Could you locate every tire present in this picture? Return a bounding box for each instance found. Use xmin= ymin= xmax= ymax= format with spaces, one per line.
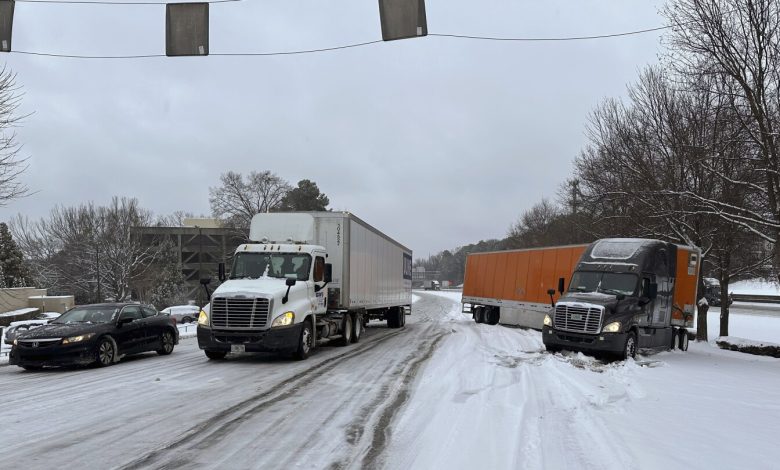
xmin=679 ymin=329 xmax=689 ymax=351
xmin=339 ymin=315 xmax=353 ymax=346
xmin=671 ymin=328 xmax=679 ymax=350
xmin=621 ymin=331 xmax=637 ymax=360
xmin=474 ymin=307 xmax=484 ymax=324
xmin=545 ymin=345 xmax=560 ymax=354
xmin=351 ymin=313 xmax=362 ymax=343
xmin=182 ymin=316 xmax=193 ymax=323
xmin=95 ymin=336 xmax=116 ymax=367
xmin=205 ymin=350 xmax=227 ymax=360
xmin=157 ymin=330 xmax=175 ymax=355
xmin=486 ymin=307 xmax=500 ymax=325
xmin=400 ymin=308 xmax=406 ymax=327
xmin=293 ymin=320 xmax=314 ymax=360
xmin=21 ymin=365 xmax=43 ymax=371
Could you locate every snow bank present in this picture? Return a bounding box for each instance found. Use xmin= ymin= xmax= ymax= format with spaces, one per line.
xmin=730 ymin=279 xmax=780 ymax=295
xmin=716 ymin=336 xmax=780 ymax=358
xmin=0 ymin=307 xmax=38 ymax=318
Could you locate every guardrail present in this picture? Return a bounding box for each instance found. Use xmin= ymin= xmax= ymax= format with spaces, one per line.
xmin=732 ymin=294 xmax=780 ymax=304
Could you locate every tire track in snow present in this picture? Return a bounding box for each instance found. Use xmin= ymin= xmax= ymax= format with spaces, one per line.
xmin=116 ymin=328 xmax=407 ymax=470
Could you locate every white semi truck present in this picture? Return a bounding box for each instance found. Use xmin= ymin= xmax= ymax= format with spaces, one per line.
xmin=197 ymin=212 xmax=413 ymax=360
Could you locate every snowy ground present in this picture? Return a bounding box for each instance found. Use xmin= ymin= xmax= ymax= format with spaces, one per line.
xmin=1 ymin=292 xmax=779 ymax=469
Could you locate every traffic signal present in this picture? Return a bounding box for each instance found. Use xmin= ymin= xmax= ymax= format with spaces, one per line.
xmin=378 ymin=0 xmax=427 ymax=42
xmin=0 ymin=0 xmax=14 ymax=52
xmin=166 ymin=2 xmax=209 ymax=57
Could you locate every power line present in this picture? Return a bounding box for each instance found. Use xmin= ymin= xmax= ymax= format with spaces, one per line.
xmin=7 ymin=23 xmax=673 ymax=60
xmin=15 ymin=0 xmax=240 ymax=4
xmin=429 ymin=25 xmax=670 ymax=42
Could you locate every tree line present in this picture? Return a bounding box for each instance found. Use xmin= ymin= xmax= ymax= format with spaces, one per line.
xmin=418 ymin=0 xmax=780 ymax=341
xmin=5 ymin=174 xmax=330 ymax=308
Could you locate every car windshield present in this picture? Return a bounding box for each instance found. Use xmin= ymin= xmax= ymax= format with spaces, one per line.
xmin=52 ymin=306 xmax=118 ymax=324
xmin=568 ymin=271 xmax=638 ymax=296
xmin=230 ymin=252 xmax=312 ymax=281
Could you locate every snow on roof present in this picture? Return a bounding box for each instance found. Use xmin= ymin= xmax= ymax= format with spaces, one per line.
xmin=0 ymin=307 xmax=39 ymax=318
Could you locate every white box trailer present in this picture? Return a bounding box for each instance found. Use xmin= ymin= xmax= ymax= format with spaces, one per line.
xmin=197 ymin=212 xmax=412 ymax=360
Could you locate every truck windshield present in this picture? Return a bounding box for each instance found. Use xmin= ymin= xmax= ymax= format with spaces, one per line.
xmin=568 ymin=271 xmax=637 ymax=296
xmin=230 ymin=252 xmax=312 ymax=281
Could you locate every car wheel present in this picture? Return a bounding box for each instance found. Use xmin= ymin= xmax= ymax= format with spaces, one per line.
xmin=182 ymin=316 xmax=193 ymax=323
xmin=622 ymin=331 xmax=637 ymax=360
xmin=157 ymin=330 xmax=175 ymax=355
xmin=96 ymin=337 xmax=116 ymax=367
xmin=339 ymin=314 xmax=353 ymax=346
xmin=293 ymin=321 xmax=313 ymax=360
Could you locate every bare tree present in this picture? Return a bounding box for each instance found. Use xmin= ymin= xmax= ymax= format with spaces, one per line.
xmin=209 ymin=171 xmax=292 ymax=231
xmin=664 ymin=0 xmax=780 ymax=273
xmin=0 ymin=66 xmax=30 ymax=205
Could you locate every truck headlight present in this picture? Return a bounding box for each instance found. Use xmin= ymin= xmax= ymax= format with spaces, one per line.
xmin=543 ymin=314 xmax=552 ymax=327
xmin=198 ymin=310 xmax=209 ymax=326
xmin=603 ymin=321 xmax=621 ymax=333
xmin=62 ymin=333 xmax=95 ymax=345
xmin=271 ymin=312 xmax=295 ymax=327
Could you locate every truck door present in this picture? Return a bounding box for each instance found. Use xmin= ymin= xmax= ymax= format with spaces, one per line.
xmin=650 ymin=248 xmax=673 ymax=328
xmin=311 ymin=255 xmax=328 ymax=314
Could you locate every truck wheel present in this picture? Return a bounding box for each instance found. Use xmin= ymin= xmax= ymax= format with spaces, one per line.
xmin=351 ymin=313 xmax=362 ymax=343
xmin=339 ymin=315 xmax=353 ymax=346
xmin=205 ymin=350 xmax=227 ymax=360
xmin=679 ymin=329 xmax=689 ymax=351
xmin=474 ymin=307 xmax=484 ymax=324
xmin=399 ymin=308 xmax=406 ymax=327
xmin=622 ymin=331 xmax=637 ymax=360
xmin=486 ymin=307 xmax=499 ymax=325
xmin=670 ymin=328 xmax=679 ymax=350
xmin=293 ymin=321 xmax=314 ymax=360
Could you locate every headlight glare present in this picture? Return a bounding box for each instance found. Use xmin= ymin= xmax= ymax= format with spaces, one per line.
xmin=62 ymin=333 xmax=95 ymax=345
xmin=271 ymin=312 xmax=295 ymax=327
xmin=198 ymin=310 xmax=209 ymax=326
xmin=603 ymin=321 xmax=621 ymax=333
xmin=543 ymin=314 xmax=553 ymax=327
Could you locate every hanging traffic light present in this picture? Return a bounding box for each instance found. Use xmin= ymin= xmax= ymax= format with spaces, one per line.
xmin=166 ymin=2 xmax=209 ymax=57
xmin=378 ymin=0 xmax=427 ymax=41
xmin=0 ymin=0 xmax=14 ymax=52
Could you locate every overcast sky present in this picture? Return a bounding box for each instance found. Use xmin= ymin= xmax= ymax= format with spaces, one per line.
xmin=0 ymin=0 xmax=665 ymax=258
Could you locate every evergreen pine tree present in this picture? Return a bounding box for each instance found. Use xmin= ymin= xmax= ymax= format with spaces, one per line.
xmin=0 ymin=222 xmax=30 ymax=287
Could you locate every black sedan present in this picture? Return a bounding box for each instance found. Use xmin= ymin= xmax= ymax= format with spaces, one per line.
xmin=9 ymin=303 xmax=179 ymax=370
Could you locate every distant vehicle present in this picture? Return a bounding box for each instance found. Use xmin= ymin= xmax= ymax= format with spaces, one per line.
xmin=703 ymin=278 xmax=733 ymax=307
xmin=3 ymin=313 xmax=62 ymax=345
xmin=462 ymin=239 xmax=700 ymax=359
xmin=423 ymin=280 xmax=441 ymax=291
xmin=161 ymin=304 xmax=201 ymax=323
xmin=9 ymin=303 xmax=179 ymax=370
xmin=197 ymin=212 xmax=412 ymax=361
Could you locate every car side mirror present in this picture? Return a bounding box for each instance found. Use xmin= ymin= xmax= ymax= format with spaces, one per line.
xmin=324 ymin=264 xmax=333 ymax=284
xmin=558 ymin=277 xmax=565 ymax=294
xmin=118 ymin=317 xmax=134 ymax=327
xmin=218 ymin=263 xmax=226 ymax=283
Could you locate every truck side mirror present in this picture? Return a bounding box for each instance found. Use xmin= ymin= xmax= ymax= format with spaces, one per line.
xmin=200 ymin=277 xmax=212 ymax=301
xmin=547 ymin=289 xmax=556 ymax=296
xmin=558 ymin=277 xmax=565 ymax=294
xmin=286 ymin=277 xmax=297 ymax=287
xmin=218 ymin=262 xmax=226 ymax=283
xmin=324 ymin=264 xmax=333 ymax=284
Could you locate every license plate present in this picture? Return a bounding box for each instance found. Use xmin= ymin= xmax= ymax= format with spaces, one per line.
xmin=570 ymin=314 xmax=583 ymax=321
xmin=231 ymin=344 xmax=245 ymax=354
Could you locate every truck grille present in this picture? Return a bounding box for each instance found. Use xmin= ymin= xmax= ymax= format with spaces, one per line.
xmin=211 ymin=297 xmax=270 ymax=329
xmin=554 ymin=304 xmax=603 ymax=334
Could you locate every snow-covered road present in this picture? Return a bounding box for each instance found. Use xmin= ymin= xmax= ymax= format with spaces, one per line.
xmin=1 ymin=292 xmax=779 ymax=469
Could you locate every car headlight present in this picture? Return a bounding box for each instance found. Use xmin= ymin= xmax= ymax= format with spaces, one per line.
xmin=271 ymin=312 xmax=295 ymax=327
xmin=603 ymin=321 xmax=621 ymax=333
xmin=62 ymin=333 xmax=95 ymax=345
xmin=543 ymin=314 xmax=553 ymax=327
xmin=198 ymin=310 xmax=209 ymax=326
